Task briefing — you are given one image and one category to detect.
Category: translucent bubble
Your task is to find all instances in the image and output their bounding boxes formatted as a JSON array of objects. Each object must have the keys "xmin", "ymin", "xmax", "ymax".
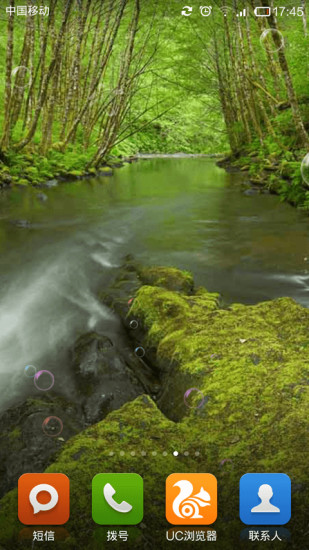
[
  {"xmin": 183, "ymin": 388, "xmax": 206, "ymax": 409},
  {"xmin": 24, "ymin": 365, "xmax": 36, "ymax": 378},
  {"xmin": 301, "ymin": 153, "xmax": 309, "ymax": 186},
  {"xmin": 134, "ymin": 346, "xmax": 145, "ymax": 358},
  {"xmin": 219, "ymin": 458, "xmax": 234, "ymax": 470},
  {"xmin": 34, "ymin": 370, "xmax": 55, "ymax": 391},
  {"xmin": 114, "ymin": 87, "xmax": 125, "ymax": 96},
  {"xmin": 220, "ymin": 458, "xmax": 232, "ymax": 465},
  {"xmin": 11, "ymin": 66, "xmax": 31, "ymax": 90},
  {"xmin": 42, "ymin": 416, "xmax": 63, "ymax": 437},
  {"xmin": 129, "ymin": 320, "xmax": 138, "ymax": 329},
  {"xmin": 260, "ymin": 29, "xmax": 284, "ymax": 53}
]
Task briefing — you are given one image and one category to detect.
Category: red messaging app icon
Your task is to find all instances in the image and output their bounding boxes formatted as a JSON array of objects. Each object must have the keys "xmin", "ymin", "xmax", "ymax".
[{"xmin": 18, "ymin": 473, "xmax": 70, "ymax": 525}]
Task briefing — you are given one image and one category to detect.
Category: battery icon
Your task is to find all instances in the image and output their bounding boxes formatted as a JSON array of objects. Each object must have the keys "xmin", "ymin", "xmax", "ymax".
[{"xmin": 254, "ymin": 6, "xmax": 271, "ymax": 16}]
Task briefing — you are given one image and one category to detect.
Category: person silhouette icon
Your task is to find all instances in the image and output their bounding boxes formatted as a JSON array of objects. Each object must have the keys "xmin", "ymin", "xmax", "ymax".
[{"xmin": 251, "ymin": 484, "xmax": 280, "ymax": 513}]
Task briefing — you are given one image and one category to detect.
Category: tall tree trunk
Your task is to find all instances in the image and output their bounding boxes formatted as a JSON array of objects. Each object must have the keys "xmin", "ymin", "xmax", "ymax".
[
  {"xmin": 14, "ymin": 0, "xmax": 74, "ymax": 152},
  {"xmin": 1, "ymin": 1, "xmax": 15, "ymax": 150},
  {"xmin": 263, "ymin": 0, "xmax": 309, "ymax": 147},
  {"xmin": 91, "ymin": 0, "xmax": 140, "ymax": 166},
  {"xmin": 62, "ymin": 0, "xmax": 128, "ymax": 149}
]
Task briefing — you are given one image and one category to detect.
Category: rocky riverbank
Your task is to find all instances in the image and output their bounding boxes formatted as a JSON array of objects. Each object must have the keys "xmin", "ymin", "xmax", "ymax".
[
  {"xmin": 217, "ymin": 152, "xmax": 308, "ymax": 209},
  {"xmin": 0, "ymin": 261, "xmax": 308, "ymax": 548},
  {"xmin": 0, "ymin": 156, "xmax": 138, "ymax": 190}
]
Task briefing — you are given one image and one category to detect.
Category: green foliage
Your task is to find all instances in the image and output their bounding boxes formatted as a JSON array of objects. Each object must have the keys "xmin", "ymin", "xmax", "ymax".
[{"xmin": 0, "ymin": 2, "xmax": 228, "ymax": 187}]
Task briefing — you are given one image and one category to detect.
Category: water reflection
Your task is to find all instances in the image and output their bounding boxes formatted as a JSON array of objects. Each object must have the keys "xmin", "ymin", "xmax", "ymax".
[{"xmin": 0, "ymin": 158, "xmax": 309, "ymax": 407}]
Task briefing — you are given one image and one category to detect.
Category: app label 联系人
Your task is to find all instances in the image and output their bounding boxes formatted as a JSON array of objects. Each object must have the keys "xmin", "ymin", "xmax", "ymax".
[{"xmin": 239, "ymin": 473, "xmax": 291, "ymax": 525}]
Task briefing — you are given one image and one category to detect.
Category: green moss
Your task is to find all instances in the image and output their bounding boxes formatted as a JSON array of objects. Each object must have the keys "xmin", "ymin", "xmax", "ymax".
[
  {"xmin": 139, "ymin": 266, "xmax": 194, "ymax": 293},
  {"xmin": 68, "ymin": 170, "xmax": 83, "ymax": 177},
  {"xmin": 8, "ymin": 427, "xmax": 21, "ymax": 440},
  {"xmin": 130, "ymin": 267, "xmax": 309, "ymax": 541},
  {"xmin": 0, "ymin": 396, "xmax": 196, "ymax": 549},
  {"xmin": 1, "ymin": 267, "xmax": 308, "ymax": 548},
  {"xmin": 130, "ymin": 282, "xmax": 219, "ymax": 358}
]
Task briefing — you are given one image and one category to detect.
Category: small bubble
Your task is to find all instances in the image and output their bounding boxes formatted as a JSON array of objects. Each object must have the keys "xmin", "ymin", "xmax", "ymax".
[
  {"xmin": 129, "ymin": 320, "xmax": 138, "ymax": 330},
  {"xmin": 134, "ymin": 346, "xmax": 145, "ymax": 358},
  {"xmin": 260, "ymin": 28, "xmax": 284, "ymax": 53},
  {"xmin": 162, "ymin": 451, "xmax": 168, "ymax": 456},
  {"xmin": 173, "ymin": 451, "xmax": 179, "ymax": 457},
  {"xmin": 152, "ymin": 451, "xmax": 157, "ymax": 456},
  {"xmin": 301, "ymin": 153, "xmax": 309, "ymax": 187},
  {"xmin": 34, "ymin": 370, "xmax": 54, "ymax": 391},
  {"xmin": 114, "ymin": 87, "xmax": 125, "ymax": 96},
  {"xmin": 11, "ymin": 66, "xmax": 31, "ymax": 90},
  {"xmin": 120, "ymin": 450, "xmax": 125, "ymax": 456},
  {"xmin": 184, "ymin": 451, "xmax": 189, "ymax": 456},
  {"xmin": 195, "ymin": 451, "xmax": 200, "ymax": 457},
  {"xmin": 109, "ymin": 451, "xmax": 114, "ymax": 456},
  {"xmin": 219, "ymin": 458, "xmax": 233, "ymax": 467},
  {"xmin": 141, "ymin": 451, "xmax": 146, "ymax": 456},
  {"xmin": 24, "ymin": 365, "xmax": 36, "ymax": 378},
  {"xmin": 183, "ymin": 388, "xmax": 206, "ymax": 409},
  {"xmin": 42, "ymin": 416, "xmax": 63, "ymax": 437},
  {"xmin": 131, "ymin": 451, "xmax": 136, "ymax": 456}
]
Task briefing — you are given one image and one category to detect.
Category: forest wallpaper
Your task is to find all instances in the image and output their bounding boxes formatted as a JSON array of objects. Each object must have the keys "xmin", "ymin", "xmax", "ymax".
[{"xmin": 0, "ymin": 1, "xmax": 308, "ymax": 550}]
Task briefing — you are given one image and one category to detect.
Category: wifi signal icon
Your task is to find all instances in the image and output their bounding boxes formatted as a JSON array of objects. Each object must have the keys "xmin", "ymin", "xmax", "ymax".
[{"xmin": 220, "ymin": 6, "xmax": 232, "ymax": 16}]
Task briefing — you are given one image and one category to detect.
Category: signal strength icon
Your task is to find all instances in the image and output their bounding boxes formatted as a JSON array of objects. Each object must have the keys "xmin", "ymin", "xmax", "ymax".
[
  {"xmin": 220, "ymin": 6, "xmax": 232, "ymax": 17},
  {"xmin": 236, "ymin": 8, "xmax": 247, "ymax": 17}
]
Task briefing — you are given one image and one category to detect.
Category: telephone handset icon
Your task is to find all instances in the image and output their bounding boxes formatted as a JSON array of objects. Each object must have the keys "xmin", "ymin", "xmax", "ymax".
[{"xmin": 103, "ymin": 483, "xmax": 133, "ymax": 513}]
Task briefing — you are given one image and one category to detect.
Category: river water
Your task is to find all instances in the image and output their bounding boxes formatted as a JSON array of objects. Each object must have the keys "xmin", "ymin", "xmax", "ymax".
[{"xmin": 1, "ymin": 157, "xmax": 309, "ymax": 409}]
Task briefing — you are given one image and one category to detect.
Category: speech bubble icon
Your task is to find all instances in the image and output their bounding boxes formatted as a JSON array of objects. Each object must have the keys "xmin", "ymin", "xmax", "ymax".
[{"xmin": 29, "ymin": 483, "xmax": 58, "ymax": 514}]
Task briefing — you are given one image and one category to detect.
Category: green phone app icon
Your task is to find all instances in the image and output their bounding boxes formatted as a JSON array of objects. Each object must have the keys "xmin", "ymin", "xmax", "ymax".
[{"xmin": 92, "ymin": 473, "xmax": 143, "ymax": 525}]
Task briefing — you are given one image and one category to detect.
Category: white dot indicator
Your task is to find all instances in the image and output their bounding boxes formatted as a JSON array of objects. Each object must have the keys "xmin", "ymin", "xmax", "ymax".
[{"xmin": 173, "ymin": 451, "xmax": 179, "ymax": 457}]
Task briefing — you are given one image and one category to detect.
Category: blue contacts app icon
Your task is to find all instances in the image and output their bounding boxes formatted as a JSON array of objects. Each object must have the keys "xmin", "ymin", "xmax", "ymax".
[{"xmin": 239, "ymin": 473, "xmax": 291, "ymax": 525}]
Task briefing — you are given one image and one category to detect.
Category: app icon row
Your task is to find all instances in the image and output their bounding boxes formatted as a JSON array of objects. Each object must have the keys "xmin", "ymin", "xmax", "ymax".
[{"xmin": 18, "ymin": 472, "xmax": 291, "ymax": 526}]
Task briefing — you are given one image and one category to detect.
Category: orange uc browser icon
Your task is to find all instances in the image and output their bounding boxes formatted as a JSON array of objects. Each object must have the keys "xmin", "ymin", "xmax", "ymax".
[{"xmin": 166, "ymin": 473, "xmax": 217, "ymax": 525}]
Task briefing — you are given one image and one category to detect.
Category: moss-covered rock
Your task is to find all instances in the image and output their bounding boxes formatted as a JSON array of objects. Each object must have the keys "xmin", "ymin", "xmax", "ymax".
[
  {"xmin": 139, "ymin": 266, "xmax": 194, "ymax": 293},
  {"xmin": 0, "ymin": 266, "xmax": 308, "ymax": 549},
  {"xmin": 98, "ymin": 166, "xmax": 113, "ymax": 176},
  {"xmin": 68, "ymin": 170, "xmax": 83, "ymax": 179}
]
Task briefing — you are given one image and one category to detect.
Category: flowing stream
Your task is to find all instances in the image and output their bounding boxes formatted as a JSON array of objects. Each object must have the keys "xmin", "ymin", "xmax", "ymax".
[{"xmin": 1, "ymin": 157, "xmax": 309, "ymax": 410}]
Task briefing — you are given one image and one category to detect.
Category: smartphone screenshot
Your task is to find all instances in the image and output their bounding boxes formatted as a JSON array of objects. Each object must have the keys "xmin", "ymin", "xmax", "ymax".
[{"xmin": 0, "ymin": 1, "xmax": 307, "ymax": 548}]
